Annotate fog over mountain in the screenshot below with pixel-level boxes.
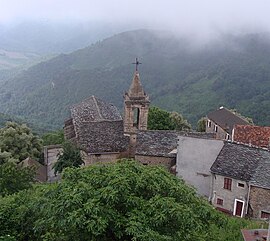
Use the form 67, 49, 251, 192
1, 0, 270, 131
1, 0, 270, 49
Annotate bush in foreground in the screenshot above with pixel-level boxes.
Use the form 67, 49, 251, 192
0, 160, 259, 240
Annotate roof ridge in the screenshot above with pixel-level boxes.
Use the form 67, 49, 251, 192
92, 95, 103, 120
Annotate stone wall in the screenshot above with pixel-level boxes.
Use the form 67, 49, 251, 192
249, 185, 270, 219
212, 174, 249, 216
44, 145, 62, 183
83, 152, 124, 165
135, 155, 174, 170
206, 118, 229, 140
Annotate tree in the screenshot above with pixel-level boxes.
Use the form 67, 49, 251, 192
148, 106, 191, 131
0, 161, 35, 197
0, 160, 260, 241
169, 111, 191, 130
53, 141, 84, 174
42, 129, 64, 146
197, 117, 206, 132
0, 122, 43, 162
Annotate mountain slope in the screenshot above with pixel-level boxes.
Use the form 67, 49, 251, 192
1, 30, 270, 129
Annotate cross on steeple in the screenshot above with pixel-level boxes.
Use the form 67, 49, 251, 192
132, 58, 142, 71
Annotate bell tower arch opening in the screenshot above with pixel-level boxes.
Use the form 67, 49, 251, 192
123, 58, 150, 134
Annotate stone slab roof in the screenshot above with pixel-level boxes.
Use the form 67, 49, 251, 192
250, 157, 270, 189
207, 107, 249, 135
136, 130, 215, 157
211, 142, 270, 181
233, 124, 270, 148
77, 120, 129, 153
71, 95, 122, 125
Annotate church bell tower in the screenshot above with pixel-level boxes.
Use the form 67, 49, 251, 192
124, 58, 150, 134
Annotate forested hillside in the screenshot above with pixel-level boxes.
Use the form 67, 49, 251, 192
1, 29, 270, 129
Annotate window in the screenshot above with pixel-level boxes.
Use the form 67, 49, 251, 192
133, 108, 140, 127
214, 125, 218, 132
224, 178, 232, 190
226, 133, 230, 140
238, 183, 245, 188
217, 198, 223, 206
207, 120, 211, 128
261, 211, 270, 219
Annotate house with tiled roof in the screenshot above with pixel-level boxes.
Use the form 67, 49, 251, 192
233, 124, 270, 149
210, 142, 270, 219
206, 107, 250, 140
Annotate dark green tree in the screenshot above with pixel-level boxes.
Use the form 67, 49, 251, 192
0, 160, 260, 241
148, 106, 191, 131
42, 129, 64, 146
0, 161, 35, 197
0, 122, 43, 162
53, 141, 84, 174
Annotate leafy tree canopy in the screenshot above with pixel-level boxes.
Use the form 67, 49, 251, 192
0, 161, 35, 197
0, 122, 43, 162
0, 160, 259, 241
53, 141, 84, 175
148, 106, 191, 131
197, 117, 206, 132
42, 129, 64, 146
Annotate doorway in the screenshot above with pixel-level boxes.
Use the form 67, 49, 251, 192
233, 199, 245, 217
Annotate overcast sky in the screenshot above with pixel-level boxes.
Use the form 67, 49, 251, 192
1, 0, 270, 35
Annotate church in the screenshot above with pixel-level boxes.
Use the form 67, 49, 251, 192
63, 64, 150, 164
44, 60, 212, 181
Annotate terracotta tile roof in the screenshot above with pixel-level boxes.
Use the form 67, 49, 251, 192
207, 107, 249, 135
210, 142, 270, 181
233, 124, 270, 148
241, 229, 268, 241
136, 130, 215, 157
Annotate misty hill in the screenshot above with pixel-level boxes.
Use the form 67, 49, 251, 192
1, 29, 270, 129
0, 21, 130, 54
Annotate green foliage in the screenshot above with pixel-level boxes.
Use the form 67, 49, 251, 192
1, 30, 270, 130
197, 117, 206, 132
42, 129, 64, 146
0, 160, 260, 240
0, 235, 16, 241
0, 161, 35, 197
148, 106, 191, 130
53, 141, 84, 174
0, 122, 43, 162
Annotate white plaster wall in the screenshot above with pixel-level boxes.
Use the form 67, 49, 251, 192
176, 136, 224, 198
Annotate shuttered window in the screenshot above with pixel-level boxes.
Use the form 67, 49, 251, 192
224, 178, 232, 190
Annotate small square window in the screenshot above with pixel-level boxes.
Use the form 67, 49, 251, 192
217, 198, 223, 206
261, 211, 270, 219
224, 178, 232, 190
238, 183, 245, 188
